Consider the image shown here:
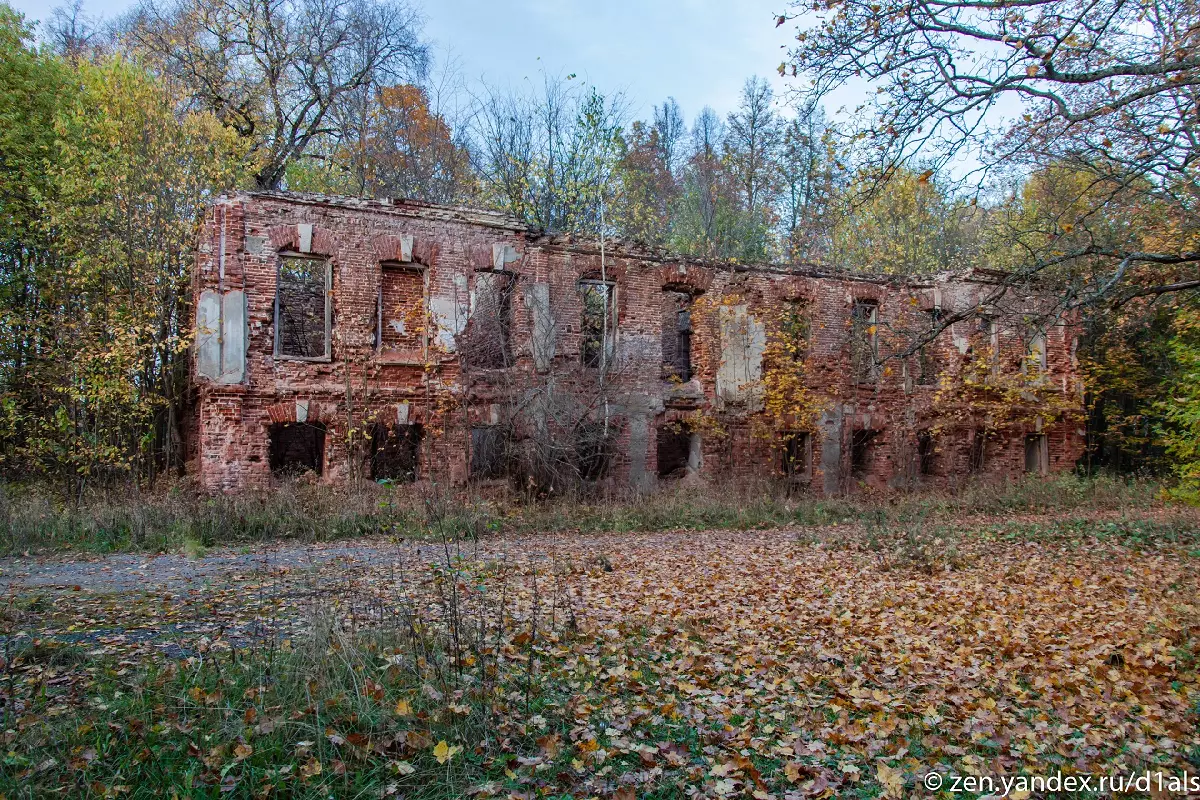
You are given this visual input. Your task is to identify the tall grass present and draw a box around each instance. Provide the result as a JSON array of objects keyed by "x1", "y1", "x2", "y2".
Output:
[
  {"x1": 0, "y1": 473, "x2": 1166, "y2": 556},
  {"x1": 0, "y1": 529, "x2": 580, "y2": 797}
]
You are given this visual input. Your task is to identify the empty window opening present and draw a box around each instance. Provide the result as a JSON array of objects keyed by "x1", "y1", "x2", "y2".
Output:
[
  {"x1": 470, "y1": 425, "x2": 509, "y2": 480},
  {"x1": 916, "y1": 309, "x2": 941, "y2": 385},
  {"x1": 575, "y1": 421, "x2": 613, "y2": 481},
  {"x1": 662, "y1": 290, "x2": 694, "y2": 381},
  {"x1": 378, "y1": 265, "x2": 425, "y2": 356},
  {"x1": 269, "y1": 422, "x2": 326, "y2": 476},
  {"x1": 1027, "y1": 330, "x2": 1048, "y2": 372},
  {"x1": 978, "y1": 315, "x2": 1000, "y2": 368},
  {"x1": 371, "y1": 423, "x2": 422, "y2": 482},
  {"x1": 657, "y1": 424, "x2": 692, "y2": 479},
  {"x1": 918, "y1": 432, "x2": 936, "y2": 475},
  {"x1": 275, "y1": 256, "x2": 330, "y2": 359},
  {"x1": 969, "y1": 430, "x2": 987, "y2": 474},
  {"x1": 781, "y1": 432, "x2": 810, "y2": 481},
  {"x1": 850, "y1": 429, "x2": 878, "y2": 478},
  {"x1": 579, "y1": 280, "x2": 616, "y2": 368},
  {"x1": 463, "y1": 271, "x2": 515, "y2": 369},
  {"x1": 1025, "y1": 433, "x2": 1048, "y2": 475},
  {"x1": 782, "y1": 300, "x2": 811, "y2": 361},
  {"x1": 851, "y1": 300, "x2": 879, "y2": 383}
]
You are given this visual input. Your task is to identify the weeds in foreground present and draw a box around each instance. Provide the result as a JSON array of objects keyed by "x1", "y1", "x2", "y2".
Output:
[
  {"x1": 0, "y1": 473, "x2": 1166, "y2": 556},
  {"x1": 1, "y1": 535, "x2": 581, "y2": 798}
]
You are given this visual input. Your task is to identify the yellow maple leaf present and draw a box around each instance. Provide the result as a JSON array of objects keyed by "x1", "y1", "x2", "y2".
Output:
[
  {"x1": 876, "y1": 763, "x2": 905, "y2": 797},
  {"x1": 393, "y1": 699, "x2": 412, "y2": 715},
  {"x1": 433, "y1": 740, "x2": 461, "y2": 764}
]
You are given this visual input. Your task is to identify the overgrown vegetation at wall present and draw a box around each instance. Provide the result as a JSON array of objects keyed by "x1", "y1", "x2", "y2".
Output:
[{"x1": 0, "y1": 474, "x2": 1164, "y2": 556}]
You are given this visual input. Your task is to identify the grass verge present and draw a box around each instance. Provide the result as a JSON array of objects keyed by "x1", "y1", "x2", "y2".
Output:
[{"x1": 0, "y1": 473, "x2": 1166, "y2": 556}]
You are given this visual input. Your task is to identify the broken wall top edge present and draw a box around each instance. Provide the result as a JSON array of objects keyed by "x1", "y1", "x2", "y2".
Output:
[{"x1": 220, "y1": 191, "x2": 1022, "y2": 289}]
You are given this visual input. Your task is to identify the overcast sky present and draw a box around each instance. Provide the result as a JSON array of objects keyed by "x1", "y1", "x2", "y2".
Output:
[{"x1": 10, "y1": 0, "x2": 820, "y2": 126}]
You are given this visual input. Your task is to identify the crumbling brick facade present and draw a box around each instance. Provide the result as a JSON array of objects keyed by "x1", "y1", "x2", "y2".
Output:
[{"x1": 189, "y1": 192, "x2": 1085, "y2": 494}]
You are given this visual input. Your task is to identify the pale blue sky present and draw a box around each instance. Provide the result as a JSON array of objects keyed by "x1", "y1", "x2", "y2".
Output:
[{"x1": 10, "y1": 0, "x2": 815, "y2": 124}]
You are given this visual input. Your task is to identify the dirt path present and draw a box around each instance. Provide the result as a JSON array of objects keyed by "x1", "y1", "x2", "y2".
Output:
[
  {"x1": 0, "y1": 536, "x2": 520, "y2": 658},
  {"x1": 0, "y1": 540, "x2": 403, "y2": 593}
]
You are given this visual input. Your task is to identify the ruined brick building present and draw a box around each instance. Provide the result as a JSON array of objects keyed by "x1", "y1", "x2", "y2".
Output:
[{"x1": 188, "y1": 192, "x2": 1084, "y2": 494}]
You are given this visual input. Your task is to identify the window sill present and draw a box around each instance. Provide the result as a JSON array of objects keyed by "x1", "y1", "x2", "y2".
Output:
[
  {"x1": 377, "y1": 349, "x2": 426, "y2": 366},
  {"x1": 275, "y1": 354, "x2": 332, "y2": 363}
]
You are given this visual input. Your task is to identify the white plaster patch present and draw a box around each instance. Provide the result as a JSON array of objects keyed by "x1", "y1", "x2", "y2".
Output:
[
  {"x1": 298, "y1": 223, "x2": 313, "y2": 253},
  {"x1": 493, "y1": 243, "x2": 519, "y2": 269},
  {"x1": 430, "y1": 296, "x2": 468, "y2": 352},
  {"x1": 196, "y1": 290, "x2": 221, "y2": 380},
  {"x1": 715, "y1": 305, "x2": 766, "y2": 406},
  {"x1": 220, "y1": 290, "x2": 247, "y2": 384}
]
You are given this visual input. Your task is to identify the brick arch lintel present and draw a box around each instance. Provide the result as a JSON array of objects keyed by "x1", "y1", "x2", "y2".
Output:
[
  {"x1": 373, "y1": 234, "x2": 438, "y2": 266},
  {"x1": 660, "y1": 264, "x2": 713, "y2": 294},
  {"x1": 265, "y1": 399, "x2": 335, "y2": 426},
  {"x1": 266, "y1": 224, "x2": 336, "y2": 256},
  {"x1": 660, "y1": 408, "x2": 701, "y2": 426},
  {"x1": 370, "y1": 402, "x2": 428, "y2": 426},
  {"x1": 577, "y1": 257, "x2": 628, "y2": 282},
  {"x1": 773, "y1": 277, "x2": 814, "y2": 302}
]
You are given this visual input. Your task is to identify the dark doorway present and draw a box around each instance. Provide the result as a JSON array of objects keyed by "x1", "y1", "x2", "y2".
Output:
[
  {"x1": 969, "y1": 430, "x2": 987, "y2": 474},
  {"x1": 470, "y1": 426, "x2": 509, "y2": 480},
  {"x1": 269, "y1": 422, "x2": 326, "y2": 476},
  {"x1": 371, "y1": 423, "x2": 422, "y2": 482},
  {"x1": 918, "y1": 431, "x2": 936, "y2": 476},
  {"x1": 781, "y1": 432, "x2": 810, "y2": 481},
  {"x1": 850, "y1": 429, "x2": 878, "y2": 478},
  {"x1": 1025, "y1": 433, "x2": 1048, "y2": 474},
  {"x1": 657, "y1": 425, "x2": 692, "y2": 479}
]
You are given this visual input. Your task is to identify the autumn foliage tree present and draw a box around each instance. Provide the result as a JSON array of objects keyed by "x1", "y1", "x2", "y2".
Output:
[
  {"x1": 0, "y1": 7, "x2": 243, "y2": 494},
  {"x1": 124, "y1": 0, "x2": 428, "y2": 190},
  {"x1": 287, "y1": 83, "x2": 476, "y2": 203},
  {"x1": 781, "y1": 0, "x2": 1199, "y2": 303}
]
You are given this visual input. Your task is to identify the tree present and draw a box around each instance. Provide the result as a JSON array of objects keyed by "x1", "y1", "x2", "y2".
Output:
[
  {"x1": 781, "y1": 0, "x2": 1200, "y2": 304},
  {"x1": 1157, "y1": 308, "x2": 1200, "y2": 503},
  {"x1": 46, "y1": 0, "x2": 103, "y2": 61},
  {"x1": 829, "y1": 166, "x2": 980, "y2": 274},
  {"x1": 124, "y1": 0, "x2": 428, "y2": 190},
  {"x1": 0, "y1": 5, "x2": 70, "y2": 476},
  {"x1": 613, "y1": 119, "x2": 677, "y2": 245},
  {"x1": 671, "y1": 107, "x2": 758, "y2": 260},
  {"x1": 288, "y1": 83, "x2": 476, "y2": 203},
  {"x1": 472, "y1": 75, "x2": 627, "y2": 234},
  {"x1": 652, "y1": 97, "x2": 685, "y2": 174},
  {"x1": 777, "y1": 103, "x2": 836, "y2": 261},
  {"x1": 0, "y1": 8, "x2": 244, "y2": 493},
  {"x1": 725, "y1": 77, "x2": 780, "y2": 220}
]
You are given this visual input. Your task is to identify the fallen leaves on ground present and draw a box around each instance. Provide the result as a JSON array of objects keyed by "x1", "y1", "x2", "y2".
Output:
[{"x1": 2, "y1": 514, "x2": 1198, "y2": 797}]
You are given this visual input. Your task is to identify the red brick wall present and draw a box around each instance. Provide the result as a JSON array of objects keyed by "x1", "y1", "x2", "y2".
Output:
[{"x1": 190, "y1": 193, "x2": 1085, "y2": 495}]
